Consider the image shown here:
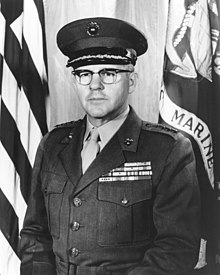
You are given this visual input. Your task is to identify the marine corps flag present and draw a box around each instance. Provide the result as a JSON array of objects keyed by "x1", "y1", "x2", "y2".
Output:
[
  {"x1": 159, "y1": 0, "x2": 220, "y2": 274},
  {"x1": 0, "y1": 0, "x2": 48, "y2": 274}
]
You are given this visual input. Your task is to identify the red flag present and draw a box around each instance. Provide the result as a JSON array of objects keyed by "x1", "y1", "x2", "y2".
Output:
[
  {"x1": 0, "y1": 0, "x2": 48, "y2": 273},
  {"x1": 160, "y1": 0, "x2": 220, "y2": 274}
]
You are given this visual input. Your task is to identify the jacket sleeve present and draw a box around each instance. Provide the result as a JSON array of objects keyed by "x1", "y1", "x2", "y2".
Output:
[
  {"x1": 19, "y1": 135, "x2": 56, "y2": 275},
  {"x1": 126, "y1": 133, "x2": 201, "y2": 275}
]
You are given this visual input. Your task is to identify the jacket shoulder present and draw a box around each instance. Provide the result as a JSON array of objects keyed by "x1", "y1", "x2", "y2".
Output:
[
  {"x1": 142, "y1": 121, "x2": 178, "y2": 139},
  {"x1": 53, "y1": 119, "x2": 82, "y2": 130},
  {"x1": 42, "y1": 119, "x2": 83, "y2": 144},
  {"x1": 49, "y1": 119, "x2": 83, "y2": 135}
]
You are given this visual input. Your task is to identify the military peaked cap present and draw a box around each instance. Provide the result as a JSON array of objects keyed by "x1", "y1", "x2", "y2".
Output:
[{"x1": 57, "y1": 17, "x2": 148, "y2": 69}]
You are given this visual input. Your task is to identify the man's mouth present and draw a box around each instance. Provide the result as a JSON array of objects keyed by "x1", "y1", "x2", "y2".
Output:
[{"x1": 88, "y1": 97, "x2": 106, "y2": 101}]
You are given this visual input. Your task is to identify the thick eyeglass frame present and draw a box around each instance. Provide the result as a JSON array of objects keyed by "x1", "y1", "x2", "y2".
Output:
[{"x1": 72, "y1": 68, "x2": 133, "y2": 85}]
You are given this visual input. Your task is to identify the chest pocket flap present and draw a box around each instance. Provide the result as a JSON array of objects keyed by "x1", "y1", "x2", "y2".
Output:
[
  {"x1": 98, "y1": 179, "x2": 152, "y2": 207},
  {"x1": 41, "y1": 172, "x2": 68, "y2": 195}
]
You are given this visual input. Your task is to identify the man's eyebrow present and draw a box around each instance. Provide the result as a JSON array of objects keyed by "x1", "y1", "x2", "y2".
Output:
[{"x1": 73, "y1": 69, "x2": 93, "y2": 73}]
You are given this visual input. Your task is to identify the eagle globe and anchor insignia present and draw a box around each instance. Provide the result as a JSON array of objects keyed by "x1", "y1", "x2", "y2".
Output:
[{"x1": 86, "y1": 21, "x2": 100, "y2": 36}]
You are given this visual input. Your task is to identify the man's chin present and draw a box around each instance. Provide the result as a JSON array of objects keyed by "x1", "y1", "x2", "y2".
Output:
[{"x1": 87, "y1": 108, "x2": 107, "y2": 119}]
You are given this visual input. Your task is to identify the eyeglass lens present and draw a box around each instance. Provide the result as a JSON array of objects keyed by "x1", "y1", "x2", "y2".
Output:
[{"x1": 73, "y1": 69, "x2": 132, "y2": 85}]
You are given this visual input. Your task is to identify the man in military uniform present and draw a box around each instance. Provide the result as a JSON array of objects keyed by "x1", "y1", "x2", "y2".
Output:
[{"x1": 19, "y1": 17, "x2": 201, "y2": 275}]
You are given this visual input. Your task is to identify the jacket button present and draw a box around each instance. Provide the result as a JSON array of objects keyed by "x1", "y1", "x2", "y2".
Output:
[
  {"x1": 121, "y1": 197, "x2": 129, "y2": 205},
  {"x1": 70, "y1": 247, "x2": 79, "y2": 257},
  {"x1": 73, "y1": 197, "x2": 82, "y2": 207},
  {"x1": 71, "y1": 221, "x2": 80, "y2": 231}
]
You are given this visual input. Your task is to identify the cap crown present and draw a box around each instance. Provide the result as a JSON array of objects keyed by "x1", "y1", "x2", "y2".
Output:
[{"x1": 57, "y1": 17, "x2": 148, "y2": 68}]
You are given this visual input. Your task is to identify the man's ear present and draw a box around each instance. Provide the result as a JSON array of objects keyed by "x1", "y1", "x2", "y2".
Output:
[{"x1": 128, "y1": 72, "x2": 138, "y2": 94}]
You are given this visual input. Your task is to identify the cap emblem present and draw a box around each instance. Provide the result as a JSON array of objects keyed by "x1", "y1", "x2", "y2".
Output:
[{"x1": 86, "y1": 22, "x2": 100, "y2": 36}]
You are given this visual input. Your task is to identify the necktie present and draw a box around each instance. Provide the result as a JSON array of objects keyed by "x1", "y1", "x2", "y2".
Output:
[{"x1": 81, "y1": 127, "x2": 100, "y2": 173}]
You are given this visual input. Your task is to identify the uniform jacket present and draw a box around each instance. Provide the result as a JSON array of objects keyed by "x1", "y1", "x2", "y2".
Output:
[{"x1": 20, "y1": 107, "x2": 201, "y2": 275}]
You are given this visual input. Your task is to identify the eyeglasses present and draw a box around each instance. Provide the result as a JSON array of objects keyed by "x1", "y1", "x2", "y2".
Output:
[{"x1": 72, "y1": 68, "x2": 133, "y2": 85}]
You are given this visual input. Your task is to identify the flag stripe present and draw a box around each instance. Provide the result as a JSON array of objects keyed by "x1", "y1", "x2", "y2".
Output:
[
  {"x1": 1, "y1": 58, "x2": 43, "y2": 167},
  {"x1": 0, "y1": 9, "x2": 3, "y2": 94},
  {"x1": 3, "y1": 14, "x2": 48, "y2": 136},
  {"x1": 0, "y1": 0, "x2": 49, "y2": 273},
  {"x1": 0, "y1": 230, "x2": 20, "y2": 274},
  {"x1": 4, "y1": 23, "x2": 21, "y2": 88},
  {"x1": 0, "y1": 0, "x2": 23, "y2": 24},
  {"x1": 23, "y1": 0, "x2": 48, "y2": 82},
  {"x1": 0, "y1": 141, "x2": 27, "y2": 231},
  {"x1": 0, "y1": 100, "x2": 32, "y2": 203},
  {"x1": 0, "y1": 188, "x2": 19, "y2": 256},
  {"x1": 33, "y1": 0, "x2": 49, "y2": 73},
  {"x1": 0, "y1": 55, "x2": 3, "y2": 94},
  {"x1": 22, "y1": 38, "x2": 48, "y2": 135}
]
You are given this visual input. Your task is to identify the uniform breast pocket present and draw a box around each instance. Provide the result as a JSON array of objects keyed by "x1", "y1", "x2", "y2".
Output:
[
  {"x1": 41, "y1": 172, "x2": 67, "y2": 239},
  {"x1": 97, "y1": 179, "x2": 153, "y2": 247}
]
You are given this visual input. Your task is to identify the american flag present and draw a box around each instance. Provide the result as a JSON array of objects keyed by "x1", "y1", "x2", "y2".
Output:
[
  {"x1": 0, "y1": 0, "x2": 48, "y2": 274},
  {"x1": 160, "y1": 0, "x2": 220, "y2": 274}
]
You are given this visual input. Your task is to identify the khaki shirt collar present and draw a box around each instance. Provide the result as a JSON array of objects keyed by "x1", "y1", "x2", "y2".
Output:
[{"x1": 84, "y1": 106, "x2": 129, "y2": 151}]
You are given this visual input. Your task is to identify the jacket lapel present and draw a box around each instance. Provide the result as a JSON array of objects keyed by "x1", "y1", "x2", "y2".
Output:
[
  {"x1": 73, "y1": 107, "x2": 142, "y2": 195},
  {"x1": 74, "y1": 134, "x2": 125, "y2": 195},
  {"x1": 58, "y1": 118, "x2": 86, "y2": 186}
]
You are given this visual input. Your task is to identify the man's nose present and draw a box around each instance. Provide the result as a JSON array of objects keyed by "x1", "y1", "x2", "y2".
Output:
[{"x1": 89, "y1": 73, "x2": 104, "y2": 90}]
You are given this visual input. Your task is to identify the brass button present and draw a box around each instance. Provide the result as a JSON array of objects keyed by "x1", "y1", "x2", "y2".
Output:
[
  {"x1": 73, "y1": 197, "x2": 82, "y2": 207},
  {"x1": 121, "y1": 196, "x2": 129, "y2": 205},
  {"x1": 70, "y1": 247, "x2": 79, "y2": 257},
  {"x1": 71, "y1": 221, "x2": 80, "y2": 231}
]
